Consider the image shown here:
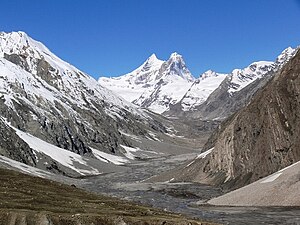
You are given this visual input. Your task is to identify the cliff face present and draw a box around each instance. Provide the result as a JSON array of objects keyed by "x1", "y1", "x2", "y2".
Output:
[
  {"x1": 177, "y1": 49, "x2": 300, "y2": 190},
  {"x1": 0, "y1": 118, "x2": 35, "y2": 166}
]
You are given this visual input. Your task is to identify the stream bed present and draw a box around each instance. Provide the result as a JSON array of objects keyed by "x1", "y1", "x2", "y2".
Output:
[{"x1": 78, "y1": 153, "x2": 300, "y2": 225}]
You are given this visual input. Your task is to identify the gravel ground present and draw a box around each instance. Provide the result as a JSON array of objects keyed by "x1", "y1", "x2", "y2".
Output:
[{"x1": 208, "y1": 161, "x2": 300, "y2": 206}]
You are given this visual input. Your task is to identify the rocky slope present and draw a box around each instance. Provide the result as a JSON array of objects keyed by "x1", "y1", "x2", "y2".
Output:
[
  {"x1": 0, "y1": 31, "x2": 169, "y2": 175},
  {"x1": 208, "y1": 160, "x2": 300, "y2": 206},
  {"x1": 154, "y1": 48, "x2": 300, "y2": 191},
  {"x1": 0, "y1": 118, "x2": 35, "y2": 166}
]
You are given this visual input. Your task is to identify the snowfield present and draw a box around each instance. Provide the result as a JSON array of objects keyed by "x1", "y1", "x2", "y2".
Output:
[
  {"x1": 14, "y1": 128, "x2": 101, "y2": 175},
  {"x1": 0, "y1": 31, "x2": 147, "y2": 122},
  {"x1": 91, "y1": 147, "x2": 129, "y2": 165}
]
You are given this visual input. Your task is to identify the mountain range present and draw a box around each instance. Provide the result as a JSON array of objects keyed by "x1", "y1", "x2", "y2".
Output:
[
  {"x1": 100, "y1": 47, "x2": 297, "y2": 119},
  {"x1": 149, "y1": 47, "x2": 300, "y2": 195},
  {"x1": 0, "y1": 31, "x2": 172, "y2": 177},
  {"x1": 0, "y1": 31, "x2": 300, "y2": 223}
]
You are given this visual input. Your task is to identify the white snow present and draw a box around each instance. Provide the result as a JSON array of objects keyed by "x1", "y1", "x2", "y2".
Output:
[
  {"x1": 196, "y1": 148, "x2": 213, "y2": 159},
  {"x1": 227, "y1": 47, "x2": 298, "y2": 95},
  {"x1": 228, "y1": 61, "x2": 274, "y2": 94},
  {"x1": 185, "y1": 148, "x2": 213, "y2": 168},
  {"x1": 120, "y1": 145, "x2": 138, "y2": 160},
  {"x1": 260, "y1": 161, "x2": 300, "y2": 184},
  {"x1": 0, "y1": 31, "x2": 147, "y2": 123},
  {"x1": 0, "y1": 155, "x2": 52, "y2": 178},
  {"x1": 147, "y1": 131, "x2": 161, "y2": 141},
  {"x1": 99, "y1": 53, "x2": 164, "y2": 102},
  {"x1": 185, "y1": 160, "x2": 195, "y2": 168},
  {"x1": 99, "y1": 52, "x2": 195, "y2": 114},
  {"x1": 181, "y1": 70, "x2": 227, "y2": 111},
  {"x1": 168, "y1": 178, "x2": 175, "y2": 182},
  {"x1": 91, "y1": 147, "x2": 129, "y2": 165},
  {"x1": 12, "y1": 127, "x2": 101, "y2": 175},
  {"x1": 100, "y1": 47, "x2": 297, "y2": 114},
  {"x1": 120, "y1": 144, "x2": 161, "y2": 160},
  {"x1": 275, "y1": 46, "x2": 298, "y2": 67},
  {"x1": 260, "y1": 173, "x2": 282, "y2": 183}
]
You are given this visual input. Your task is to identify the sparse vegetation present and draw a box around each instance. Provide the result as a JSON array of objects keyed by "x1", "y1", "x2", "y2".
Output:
[{"x1": 0, "y1": 168, "x2": 218, "y2": 225}]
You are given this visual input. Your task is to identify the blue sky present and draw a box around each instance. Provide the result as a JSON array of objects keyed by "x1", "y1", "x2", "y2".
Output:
[{"x1": 1, "y1": 0, "x2": 300, "y2": 78}]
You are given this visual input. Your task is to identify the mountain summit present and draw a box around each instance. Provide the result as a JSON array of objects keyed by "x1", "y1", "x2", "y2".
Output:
[
  {"x1": 99, "y1": 52, "x2": 195, "y2": 113},
  {"x1": 159, "y1": 52, "x2": 194, "y2": 82}
]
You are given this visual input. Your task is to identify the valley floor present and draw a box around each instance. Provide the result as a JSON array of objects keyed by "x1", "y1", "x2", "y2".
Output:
[
  {"x1": 0, "y1": 167, "x2": 215, "y2": 225},
  {"x1": 77, "y1": 153, "x2": 300, "y2": 225}
]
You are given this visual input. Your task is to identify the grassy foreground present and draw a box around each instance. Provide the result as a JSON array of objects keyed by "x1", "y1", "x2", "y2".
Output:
[{"x1": 0, "y1": 168, "x2": 218, "y2": 225}]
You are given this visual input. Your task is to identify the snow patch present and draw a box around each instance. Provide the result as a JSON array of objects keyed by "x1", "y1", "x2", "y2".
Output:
[
  {"x1": 120, "y1": 145, "x2": 139, "y2": 160},
  {"x1": 196, "y1": 148, "x2": 213, "y2": 159},
  {"x1": 91, "y1": 147, "x2": 129, "y2": 165},
  {"x1": 120, "y1": 144, "x2": 161, "y2": 160},
  {"x1": 0, "y1": 155, "x2": 52, "y2": 178},
  {"x1": 11, "y1": 126, "x2": 100, "y2": 175},
  {"x1": 260, "y1": 161, "x2": 300, "y2": 184},
  {"x1": 260, "y1": 173, "x2": 282, "y2": 183}
]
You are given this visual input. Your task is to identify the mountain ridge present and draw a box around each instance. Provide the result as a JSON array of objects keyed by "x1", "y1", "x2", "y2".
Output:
[
  {"x1": 99, "y1": 52, "x2": 195, "y2": 113},
  {"x1": 166, "y1": 46, "x2": 298, "y2": 119},
  {"x1": 100, "y1": 46, "x2": 298, "y2": 115},
  {"x1": 0, "y1": 31, "x2": 171, "y2": 176}
]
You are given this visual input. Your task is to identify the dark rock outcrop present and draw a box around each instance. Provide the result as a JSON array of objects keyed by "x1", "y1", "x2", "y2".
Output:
[{"x1": 0, "y1": 118, "x2": 35, "y2": 166}]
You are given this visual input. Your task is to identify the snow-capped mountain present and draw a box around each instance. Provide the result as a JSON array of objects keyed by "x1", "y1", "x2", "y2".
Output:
[
  {"x1": 226, "y1": 47, "x2": 297, "y2": 95},
  {"x1": 228, "y1": 61, "x2": 274, "y2": 93},
  {"x1": 99, "y1": 53, "x2": 164, "y2": 102},
  {"x1": 167, "y1": 46, "x2": 298, "y2": 119},
  {"x1": 100, "y1": 47, "x2": 297, "y2": 115},
  {"x1": 0, "y1": 31, "x2": 141, "y2": 115},
  {"x1": 99, "y1": 52, "x2": 195, "y2": 114},
  {"x1": 180, "y1": 70, "x2": 227, "y2": 111},
  {"x1": 0, "y1": 31, "x2": 166, "y2": 176}
]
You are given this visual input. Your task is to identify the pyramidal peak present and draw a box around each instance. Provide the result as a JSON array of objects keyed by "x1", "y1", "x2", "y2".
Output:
[
  {"x1": 143, "y1": 53, "x2": 164, "y2": 68},
  {"x1": 0, "y1": 31, "x2": 45, "y2": 53},
  {"x1": 148, "y1": 53, "x2": 159, "y2": 62},
  {"x1": 160, "y1": 52, "x2": 195, "y2": 82},
  {"x1": 169, "y1": 52, "x2": 184, "y2": 62},
  {"x1": 0, "y1": 31, "x2": 29, "y2": 41}
]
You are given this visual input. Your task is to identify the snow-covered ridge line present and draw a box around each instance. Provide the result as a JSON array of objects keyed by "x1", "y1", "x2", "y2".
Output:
[
  {"x1": 0, "y1": 31, "x2": 147, "y2": 119},
  {"x1": 100, "y1": 46, "x2": 298, "y2": 114},
  {"x1": 181, "y1": 71, "x2": 227, "y2": 111},
  {"x1": 228, "y1": 47, "x2": 298, "y2": 94}
]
